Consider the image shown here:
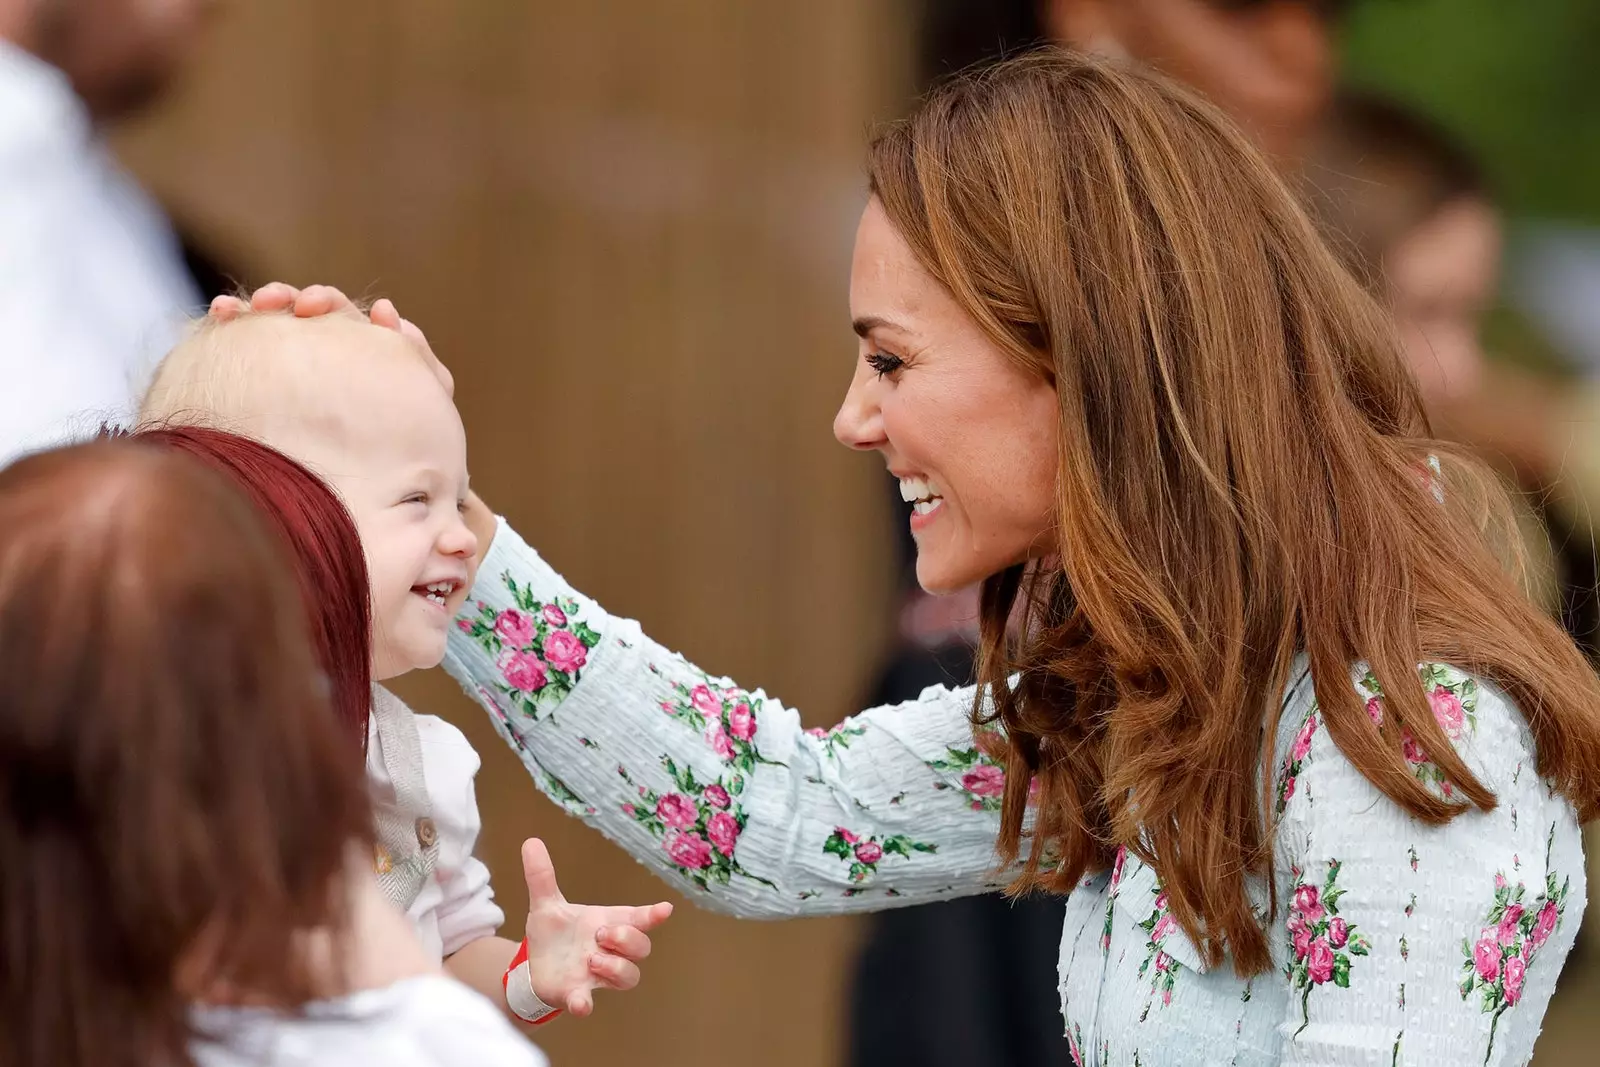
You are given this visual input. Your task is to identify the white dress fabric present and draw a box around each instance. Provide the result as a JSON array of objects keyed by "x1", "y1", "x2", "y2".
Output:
[
  {"x1": 441, "y1": 518, "x2": 1586, "y2": 1066},
  {"x1": 0, "y1": 41, "x2": 200, "y2": 465},
  {"x1": 191, "y1": 975, "x2": 547, "y2": 1067},
  {"x1": 366, "y1": 700, "x2": 505, "y2": 962}
]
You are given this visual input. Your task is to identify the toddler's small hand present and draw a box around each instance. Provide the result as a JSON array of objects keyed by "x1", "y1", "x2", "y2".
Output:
[{"x1": 520, "y1": 837, "x2": 673, "y2": 1017}]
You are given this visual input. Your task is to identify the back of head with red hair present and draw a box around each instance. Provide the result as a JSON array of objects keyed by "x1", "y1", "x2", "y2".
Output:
[
  {"x1": 0, "y1": 439, "x2": 372, "y2": 1067},
  {"x1": 126, "y1": 426, "x2": 373, "y2": 752}
]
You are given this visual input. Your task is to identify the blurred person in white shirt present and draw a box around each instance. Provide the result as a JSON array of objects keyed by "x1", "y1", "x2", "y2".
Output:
[{"x1": 0, "y1": 0, "x2": 221, "y2": 464}]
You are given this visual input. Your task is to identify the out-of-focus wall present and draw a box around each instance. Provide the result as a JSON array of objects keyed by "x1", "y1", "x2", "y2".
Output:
[{"x1": 116, "y1": 3, "x2": 911, "y2": 1063}]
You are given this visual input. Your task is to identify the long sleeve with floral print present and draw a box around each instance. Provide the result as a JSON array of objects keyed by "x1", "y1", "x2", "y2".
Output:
[
  {"x1": 443, "y1": 519, "x2": 1586, "y2": 1065},
  {"x1": 442, "y1": 518, "x2": 1015, "y2": 916}
]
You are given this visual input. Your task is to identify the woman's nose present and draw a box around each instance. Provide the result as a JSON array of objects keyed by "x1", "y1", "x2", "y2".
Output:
[{"x1": 833, "y1": 374, "x2": 886, "y2": 452}]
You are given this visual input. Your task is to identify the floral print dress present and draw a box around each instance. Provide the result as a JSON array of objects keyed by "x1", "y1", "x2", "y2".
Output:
[{"x1": 443, "y1": 519, "x2": 1585, "y2": 1066}]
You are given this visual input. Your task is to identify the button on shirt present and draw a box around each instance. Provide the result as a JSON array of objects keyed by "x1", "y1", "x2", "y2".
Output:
[{"x1": 0, "y1": 40, "x2": 200, "y2": 465}]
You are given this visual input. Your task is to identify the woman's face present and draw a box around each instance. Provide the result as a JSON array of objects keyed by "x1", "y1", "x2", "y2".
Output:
[
  {"x1": 834, "y1": 199, "x2": 1059, "y2": 594},
  {"x1": 1386, "y1": 196, "x2": 1501, "y2": 410}
]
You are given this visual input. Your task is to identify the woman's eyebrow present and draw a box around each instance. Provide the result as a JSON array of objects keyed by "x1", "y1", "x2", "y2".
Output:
[{"x1": 852, "y1": 315, "x2": 908, "y2": 338}]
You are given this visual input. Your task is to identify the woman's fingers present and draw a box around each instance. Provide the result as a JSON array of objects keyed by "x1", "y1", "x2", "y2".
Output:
[
  {"x1": 588, "y1": 953, "x2": 641, "y2": 991},
  {"x1": 292, "y1": 284, "x2": 362, "y2": 319},
  {"x1": 209, "y1": 294, "x2": 248, "y2": 320},
  {"x1": 371, "y1": 297, "x2": 403, "y2": 330},
  {"x1": 247, "y1": 281, "x2": 301, "y2": 312}
]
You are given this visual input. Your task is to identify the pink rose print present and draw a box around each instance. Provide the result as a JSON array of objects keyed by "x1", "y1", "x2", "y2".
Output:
[
  {"x1": 1292, "y1": 922, "x2": 1314, "y2": 960},
  {"x1": 1401, "y1": 728, "x2": 1428, "y2": 765},
  {"x1": 655, "y1": 793, "x2": 699, "y2": 830},
  {"x1": 1276, "y1": 710, "x2": 1319, "y2": 815},
  {"x1": 1531, "y1": 901, "x2": 1559, "y2": 951},
  {"x1": 1365, "y1": 696, "x2": 1384, "y2": 725},
  {"x1": 855, "y1": 841, "x2": 884, "y2": 865},
  {"x1": 460, "y1": 584, "x2": 597, "y2": 722},
  {"x1": 498, "y1": 649, "x2": 549, "y2": 693},
  {"x1": 961, "y1": 764, "x2": 1006, "y2": 798},
  {"x1": 1288, "y1": 861, "x2": 1370, "y2": 1037},
  {"x1": 1110, "y1": 846, "x2": 1128, "y2": 892},
  {"x1": 806, "y1": 727, "x2": 827, "y2": 739},
  {"x1": 543, "y1": 629, "x2": 588, "y2": 673},
  {"x1": 929, "y1": 745, "x2": 1009, "y2": 812},
  {"x1": 690, "y1": 684, "x2": 721, "y2": 716},
  {"x1": 665, "y1": 831, "x2": 713, "y2": 870},
  {"x1": 1497, "y1": 905, "x2": 1525, "y2": 947},
  {"x1": 1291, "y1": 713, "x2": 1318, "y2": 762},
  {"x1": 708, "y1": 727, "x2": 736, "y2": 761},
  {"x1": 1429, "y1": 686, "x2": 1465, "y2": 738},
  {"x1": 823, "y1": 827, "x2": 936, "y2": 885},
  {"x1": 1474, "y1": 934, "x2": 1502, "y2": 982},
  {"x1": 494, "y1": 609, "x2": 535, "y2": 646},
  {"x1": 706, "y1": 812, "x2": 741, "y2": 856},
  {"x1": 1504, "y1": 953, "x2": 1526, "y2": 1006},
  {"x1": 1293, "y1": 884, "x2": 1324, "y2": 923},
  {"x1": 1461, "y1": 861, "x2": 1571, "y2": 1065},
  {"x1": 727, "y1": 701, "x2": 756, "y2": 742},
  {"x1": 1137, "y1": 877, "x2": 1183, "y2": 1008},
  {"x1": 617, "y1": 761, "x2": 776, "y2": 896},
  {"x1": 1305, "y1": 938, "x2": 1335, "y2": 984}
]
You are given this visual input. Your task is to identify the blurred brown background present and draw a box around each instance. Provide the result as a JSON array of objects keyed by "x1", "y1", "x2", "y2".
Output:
[{"x1": 115, "y1": 2, "x2": 912, "y2": 1063}]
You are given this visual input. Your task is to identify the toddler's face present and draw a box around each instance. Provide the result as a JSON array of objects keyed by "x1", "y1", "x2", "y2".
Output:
[
  {"x1": 150, "y1": 316, "x2": 479, "y2": 680},
  {"x1": 279, "y1": 328, "x2": 477, "y2": 681}
]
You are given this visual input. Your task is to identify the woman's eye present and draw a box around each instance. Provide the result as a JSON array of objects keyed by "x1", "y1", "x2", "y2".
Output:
[{"x1": 866, "y1": 352, "x2": 905, "y2": 378}]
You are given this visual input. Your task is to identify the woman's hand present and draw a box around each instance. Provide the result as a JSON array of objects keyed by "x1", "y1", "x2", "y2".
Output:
[
  {"x1": 518, "y1": 838, "x2": 673, "y2": 1017},
  {"x1": 214, "y1": 282, "x2": 498, "y2": 562},
  {"x1": 211, "y1": 283, "x2": 454, "y2": 398}
]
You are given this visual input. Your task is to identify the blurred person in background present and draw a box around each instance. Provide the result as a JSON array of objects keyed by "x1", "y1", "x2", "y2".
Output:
[
  {"x1": 850, "y1": 4, "x2": 1354, "y2": 1061},
  {"x1": 922, "y1": 0, "x2": 1351, "y2": 163},
  {"x1": 0, "y1": 438, "x2": 547, "y2": 1067},
  {"x1": 0, "y1": 0, "x2": 231, "y2": 465}
]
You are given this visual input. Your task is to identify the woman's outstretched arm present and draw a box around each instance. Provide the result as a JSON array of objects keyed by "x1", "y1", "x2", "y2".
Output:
[{"x1": 444, "y1": 513, "x2": 1021, "y2": 918}]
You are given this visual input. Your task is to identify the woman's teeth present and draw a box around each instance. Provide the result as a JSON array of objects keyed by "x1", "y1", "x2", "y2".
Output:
[{"x1": 898, "y1": 476, "x2": 944, "y2": 513}]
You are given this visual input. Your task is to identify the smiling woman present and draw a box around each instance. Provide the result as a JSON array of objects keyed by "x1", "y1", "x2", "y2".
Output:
[
  {"x1": 835, "y1": 202, "x2": 1059, "y2": 595},
  {"x1": 242, "y1": 49, "x2": 1600, "y2": 1067}
]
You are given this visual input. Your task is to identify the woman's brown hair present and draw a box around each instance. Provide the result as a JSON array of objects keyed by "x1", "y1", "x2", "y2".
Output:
[
  {"x1": 866, "y1": 49, "x2": 1600, "y2": 976},
  {"x1": 0, "y1": 441, "x2": 374, "y2": 1067}
]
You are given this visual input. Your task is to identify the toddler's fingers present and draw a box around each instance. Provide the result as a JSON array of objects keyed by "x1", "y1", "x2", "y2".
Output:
[
  {"x1": 596, "y1": 924, "x2": 652, "y2": 961},
  {"x1": 564, "y1": 987, "x2": 594, "y2": 1017},
  {"x1": 589, "y1": 953, "x2": 641, "y2": 991}
]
